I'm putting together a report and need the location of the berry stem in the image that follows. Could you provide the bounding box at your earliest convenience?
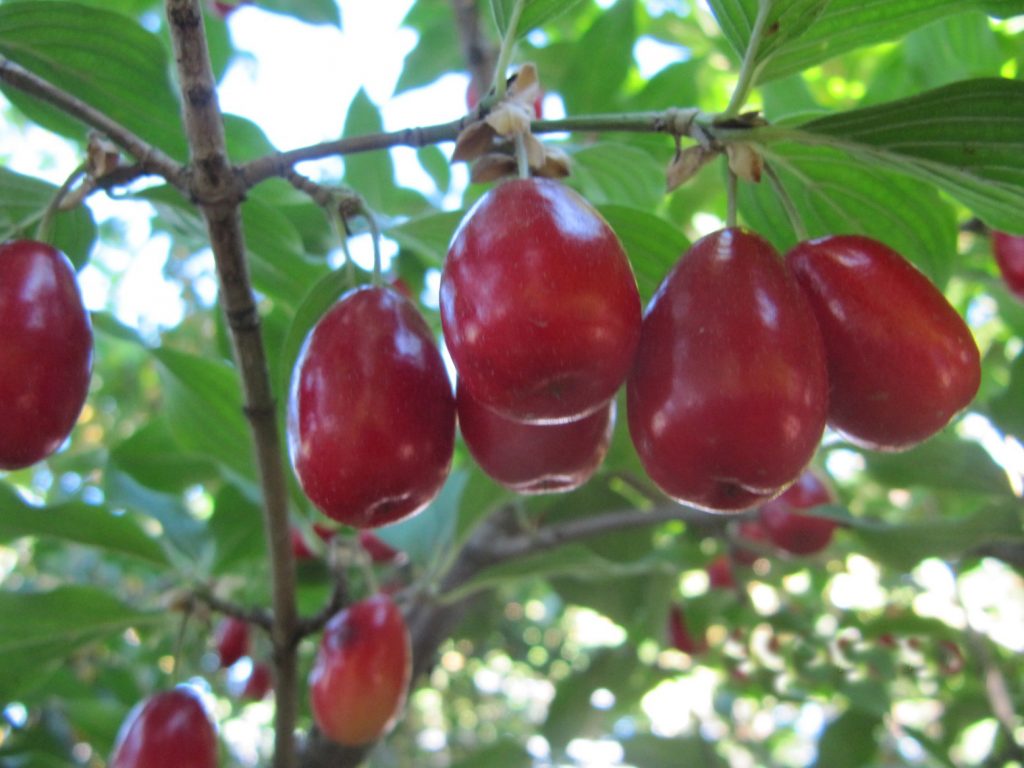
[726,167,739,228]
[722,0,771,119]
[514,133,530,179]
[492,0,527,99]
[35,162,86,245]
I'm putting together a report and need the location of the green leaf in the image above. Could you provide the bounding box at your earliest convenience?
[742,142,957,284]
[448,739,531,768]
[787,79,1024,234]
[708,0,1024,85]
[560,0,635,114]
[706,0,829,71]
[489,0,588,39]
[0,482,168,566]
[812,709,881,768]
[374,469,467,570]
[0,167,97,269]
[596,205,689,302]
[571,143,665,212]
[847,500,1023,570]
[240,197,328,308]
[109,418,218,494]
[0,2,186,158]
[208,483,266,574]
[990,349,1024,439]
[859,433,1015,496]
[104,469,208,562]
[0,586,163,699]
[152,347,256,484]
[387,209,464,267]
[396,2,463,95]
[622,735,726,768]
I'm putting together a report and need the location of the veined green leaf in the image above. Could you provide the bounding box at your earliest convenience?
[0,586,163,699]
[0,1,186,158]
[846,500,1022,570]
[0,482,169,566]
[788,78,1024,234]
[708,0,1024,85]
[740,141,958,284]
[152,347,256,484]
[489,0,589,39]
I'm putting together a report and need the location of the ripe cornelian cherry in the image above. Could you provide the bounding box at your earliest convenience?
[757,469,838,556]
[310,594,411,747]
[215,616,250,668]
[786,235,981,451]
[457,382,614,494]
[111,688,217,768]
[992,231,1024,301]
[706,554,735,589]
[441,178,641,424]
[667,603,706,655]
[627,228,828,511]
[0,240,92,470]
[288,285,455,528]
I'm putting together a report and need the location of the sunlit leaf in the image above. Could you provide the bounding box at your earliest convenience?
[0,1,186,158]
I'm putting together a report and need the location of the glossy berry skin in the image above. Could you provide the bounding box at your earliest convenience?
[457,383,614,494]
[358,531,404,564]
[310,594,411,747]
[706,554,735,589]
[215,616,250,668]
[0,240,92,470]
[992,231,1024,301]
[111,688,217,768]
[758,470,837,555]
[288,286,455,528]
[627,228,828,511]
[441,178,641,424]
[241,662,272,701]
[667,604,705,655]
[786,235,981,451]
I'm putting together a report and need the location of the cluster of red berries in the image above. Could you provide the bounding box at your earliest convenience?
[288,177,982,528]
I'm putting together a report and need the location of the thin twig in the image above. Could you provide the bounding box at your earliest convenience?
[0,54,186,187]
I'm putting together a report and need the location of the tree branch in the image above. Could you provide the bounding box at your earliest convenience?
[164,4,299,768]
[0,54,186,187]
[238,108,712,186]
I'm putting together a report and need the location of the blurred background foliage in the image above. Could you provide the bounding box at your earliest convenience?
[0,0,1022,766]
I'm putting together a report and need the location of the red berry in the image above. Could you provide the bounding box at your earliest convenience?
[992,231,1024,301]
[291,527,316,561]
[310,594,411,747]
[288,286,455,528]
[358,531,404,564]
[241,662,273,701]
[456,382,614,494]
[786,235,980,451]
[667,604,705,655]
[441,178,641,424]
[215,617,250,668]
[0,240,92,469]
[627,228,828,511]
[706,554,735,589]
[111,688,217,768]
[758,470,837,555]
